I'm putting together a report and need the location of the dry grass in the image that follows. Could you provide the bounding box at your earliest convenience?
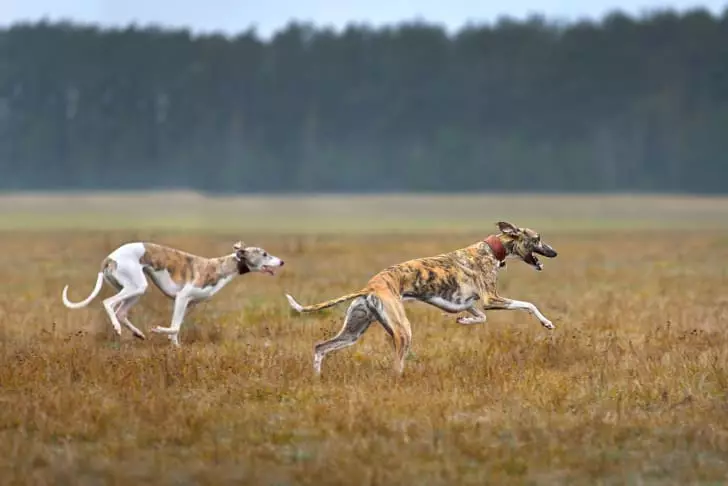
[1,217,728,483]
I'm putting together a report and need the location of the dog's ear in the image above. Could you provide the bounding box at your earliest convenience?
[233,241,247,261]
[496,221,519,236]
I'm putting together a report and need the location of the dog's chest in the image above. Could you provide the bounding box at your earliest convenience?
[189,274,235,299]
[146,269,183,297]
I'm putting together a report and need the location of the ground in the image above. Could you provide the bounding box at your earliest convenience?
[1,193,727,485]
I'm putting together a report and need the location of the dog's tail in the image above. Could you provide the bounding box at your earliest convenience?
[285,290,368,313]
[62,272,104,309]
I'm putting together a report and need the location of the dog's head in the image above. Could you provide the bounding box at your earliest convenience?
[496,221,557,271]
[233,241,285,276]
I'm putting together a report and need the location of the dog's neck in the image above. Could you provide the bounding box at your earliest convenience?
[237,259,251,275]
[483,234,508,262]
[219,255,250,277]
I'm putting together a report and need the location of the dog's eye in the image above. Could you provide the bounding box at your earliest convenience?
[263,252,268,257]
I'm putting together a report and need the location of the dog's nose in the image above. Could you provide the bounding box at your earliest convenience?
[280,260,285,266]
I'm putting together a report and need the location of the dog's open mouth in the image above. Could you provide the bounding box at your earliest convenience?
[261,266,277,276]
[524,252,543,271]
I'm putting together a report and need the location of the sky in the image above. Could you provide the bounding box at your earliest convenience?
[2,0,727,39]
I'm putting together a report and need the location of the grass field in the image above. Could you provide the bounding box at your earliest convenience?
[1,193,728,485]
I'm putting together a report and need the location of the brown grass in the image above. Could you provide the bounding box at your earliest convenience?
[1,225,728,484]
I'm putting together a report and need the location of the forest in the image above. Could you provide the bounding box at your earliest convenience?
[1,8,727,193]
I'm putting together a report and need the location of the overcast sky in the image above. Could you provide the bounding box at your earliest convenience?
[3,0,726,38]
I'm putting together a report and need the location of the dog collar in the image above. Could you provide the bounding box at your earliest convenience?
[484,235,507,262]
[237,260,251,275]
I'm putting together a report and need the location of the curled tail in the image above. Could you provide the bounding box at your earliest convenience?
[62,272,104,309]
[285,290,368,313]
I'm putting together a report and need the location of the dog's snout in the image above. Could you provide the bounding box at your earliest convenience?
[537,244,557,258]
[280,260,285,266]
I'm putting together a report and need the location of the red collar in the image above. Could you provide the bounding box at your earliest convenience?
[484,235,507,262]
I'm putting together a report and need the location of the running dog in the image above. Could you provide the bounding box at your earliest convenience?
[285,221,557,375]
[62,240,284,346]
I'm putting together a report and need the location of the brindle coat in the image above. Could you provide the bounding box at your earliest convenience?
[285,221,558,375]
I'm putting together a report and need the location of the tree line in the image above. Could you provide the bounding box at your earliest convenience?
[1,8,727,193]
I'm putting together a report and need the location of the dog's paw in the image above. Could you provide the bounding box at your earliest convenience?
[542,320,555,330]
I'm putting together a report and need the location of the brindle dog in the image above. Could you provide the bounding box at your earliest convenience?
[285,221,558,375]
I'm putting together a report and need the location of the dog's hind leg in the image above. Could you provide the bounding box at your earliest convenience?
[115,296,146,339]
[313,297,374,375]
[101,266,148,337]
[457,307,487,325]
[367,293,412,375]
[103,274,146,339]
[416,295,484,325]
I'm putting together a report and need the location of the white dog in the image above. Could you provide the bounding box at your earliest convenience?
[62,240,284,346]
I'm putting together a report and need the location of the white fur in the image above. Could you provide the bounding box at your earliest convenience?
[502,299,554,329]
[188,274,236,300]
[62,272,103,309]
[286,294,304,312]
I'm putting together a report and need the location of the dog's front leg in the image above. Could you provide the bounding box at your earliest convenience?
[151,292,192,347]
[483,297,554,329]
[457,307,486,325]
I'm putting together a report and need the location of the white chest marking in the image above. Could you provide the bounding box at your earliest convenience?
[188,274,235,300]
